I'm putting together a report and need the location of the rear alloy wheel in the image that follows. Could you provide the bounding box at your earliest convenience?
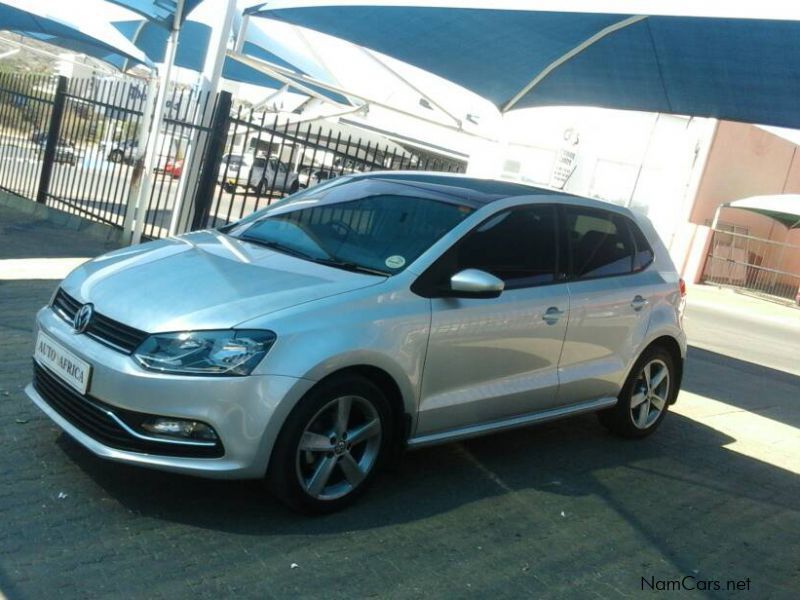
[599,347,675,438]
[268,375,392,513]
[629,359,670,430]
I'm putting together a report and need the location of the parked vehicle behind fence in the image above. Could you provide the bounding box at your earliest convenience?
[218,153,253,192]
[248,156,299,195]
[31,131,78,166]
[105,134,187,172]
[298,166,338,189]
[105,139,138,163]
[26,172,687,514]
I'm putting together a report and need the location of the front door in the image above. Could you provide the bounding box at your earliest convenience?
[416,205,570,436]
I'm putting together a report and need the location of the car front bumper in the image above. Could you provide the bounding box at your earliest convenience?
[25,307,314,479]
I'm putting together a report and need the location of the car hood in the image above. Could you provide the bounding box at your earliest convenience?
[61,231,384,333]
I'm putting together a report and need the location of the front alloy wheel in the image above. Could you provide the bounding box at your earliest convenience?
[268,374,392,513]
[296,395,382,501]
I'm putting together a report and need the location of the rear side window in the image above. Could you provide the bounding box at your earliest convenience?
[627,219,655,272]
[565,207,635,279]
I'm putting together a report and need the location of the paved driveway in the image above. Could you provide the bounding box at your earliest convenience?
[1,203,798,599]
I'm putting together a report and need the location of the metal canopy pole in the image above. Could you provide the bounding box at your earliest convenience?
[227,51,496,140]
[130,0,186,245]
[359,47,462,128]
[169,0,237,236]
[122,72,157,235]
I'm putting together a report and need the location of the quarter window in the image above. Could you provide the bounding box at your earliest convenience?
[565,207,636,279]
[628,219,655,272]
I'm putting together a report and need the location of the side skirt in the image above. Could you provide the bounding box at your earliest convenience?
[406,396,618,449]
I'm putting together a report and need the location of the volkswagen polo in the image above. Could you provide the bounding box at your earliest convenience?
[26,172,686,513]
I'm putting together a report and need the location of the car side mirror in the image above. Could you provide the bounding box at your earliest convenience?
[448,269,504,299]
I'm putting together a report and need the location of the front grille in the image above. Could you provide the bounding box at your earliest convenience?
[32,362,224,458]
[51,288,149,354]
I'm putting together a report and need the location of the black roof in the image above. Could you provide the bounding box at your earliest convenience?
[349,171,567,205]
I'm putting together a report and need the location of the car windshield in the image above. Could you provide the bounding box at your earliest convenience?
[231,193,473,276]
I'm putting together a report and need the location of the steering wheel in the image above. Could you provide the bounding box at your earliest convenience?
[327,220,354,238]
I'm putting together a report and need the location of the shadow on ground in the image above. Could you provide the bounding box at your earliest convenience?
[684,345,800,428]
[1,202,798,598]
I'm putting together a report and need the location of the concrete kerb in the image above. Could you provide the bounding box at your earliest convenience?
[0,190,129,246]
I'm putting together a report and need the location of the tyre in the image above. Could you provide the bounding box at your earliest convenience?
[256,179,268,196]
[222,182,236,193]
[108,149,123,163]
[267,374,393,513]
[289,180,299,194]
[599,346,676,438]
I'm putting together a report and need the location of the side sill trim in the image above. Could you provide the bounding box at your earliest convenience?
[406,396,617,449]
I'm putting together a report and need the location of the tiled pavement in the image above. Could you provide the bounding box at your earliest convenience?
[1,203,798,599]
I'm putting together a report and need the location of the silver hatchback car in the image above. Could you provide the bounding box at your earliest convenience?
[27,172,686,513]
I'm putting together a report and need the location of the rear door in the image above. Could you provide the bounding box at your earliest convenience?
[558,206,655,404]
[416,204,571,436]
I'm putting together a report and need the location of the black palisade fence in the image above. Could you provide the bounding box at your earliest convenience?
[0,71,466,239]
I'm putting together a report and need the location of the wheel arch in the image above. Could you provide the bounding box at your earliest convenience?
[320,365,411,447]
[258,362,414,477]
[636,335,684,403]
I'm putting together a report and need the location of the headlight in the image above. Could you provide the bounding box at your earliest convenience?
[134,330,276,376]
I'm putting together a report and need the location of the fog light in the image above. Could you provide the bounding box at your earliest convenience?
[141,418,218,441]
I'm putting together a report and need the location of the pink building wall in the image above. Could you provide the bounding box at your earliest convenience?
[680,121,800,289]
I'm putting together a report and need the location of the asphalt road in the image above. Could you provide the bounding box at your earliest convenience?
[683,293,800,377]
[1,204,798,599]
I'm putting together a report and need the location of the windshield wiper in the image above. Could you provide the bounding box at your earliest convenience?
[238,236,316,260]
[239,235,390,276]
[311,257,391,277]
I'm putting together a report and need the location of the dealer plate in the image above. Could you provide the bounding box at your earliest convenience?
[34,331,91,395]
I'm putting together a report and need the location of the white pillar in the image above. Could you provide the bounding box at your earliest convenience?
[711,204,724,230]
[235,14,249,53]
[122,73,157,237]
[130,0,186,245]
[168,0,237,236]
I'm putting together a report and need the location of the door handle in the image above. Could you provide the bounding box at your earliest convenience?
[543,306,564,324]
[631,295,649,311]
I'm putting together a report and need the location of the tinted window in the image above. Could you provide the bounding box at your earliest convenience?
[269,159,288,173]
[565,207,635,279]
[628,219,655,272]
[234,195,473,275]
[442,206,558,288]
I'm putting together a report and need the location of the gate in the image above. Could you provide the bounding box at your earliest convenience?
[0,72,467,241]
[187,102,467,232]
[702,227,800,302]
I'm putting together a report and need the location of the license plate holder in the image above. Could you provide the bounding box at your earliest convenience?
[34,331,91,395]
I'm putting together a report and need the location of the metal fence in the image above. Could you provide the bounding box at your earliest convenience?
[182,101,467,232]
[0,73,56,200]
[702,228,800,302]
[0,71,467,241]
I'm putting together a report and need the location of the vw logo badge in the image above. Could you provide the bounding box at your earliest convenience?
[73,303,94,333]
